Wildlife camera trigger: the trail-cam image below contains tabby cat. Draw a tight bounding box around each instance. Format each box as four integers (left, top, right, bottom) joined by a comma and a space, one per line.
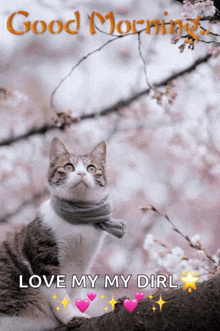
0, 138, 125, 331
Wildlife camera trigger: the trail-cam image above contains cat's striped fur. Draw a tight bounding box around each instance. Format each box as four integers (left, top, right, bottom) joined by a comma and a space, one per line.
0, 138, 108, 331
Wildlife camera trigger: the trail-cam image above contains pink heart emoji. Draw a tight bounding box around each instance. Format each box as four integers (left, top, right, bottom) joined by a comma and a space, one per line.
75, 299, 90, 313
123, 299, 138, 313
135, 292, 144, 301
87, 292, 96, 301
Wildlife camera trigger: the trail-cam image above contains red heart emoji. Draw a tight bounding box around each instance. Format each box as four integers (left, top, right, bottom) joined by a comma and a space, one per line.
87, 292, 96, 301
75, 298, 90, 313
123, 299, 138, 313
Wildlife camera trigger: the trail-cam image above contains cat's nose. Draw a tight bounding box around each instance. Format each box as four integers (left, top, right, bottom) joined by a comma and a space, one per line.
77, 171, 86, 177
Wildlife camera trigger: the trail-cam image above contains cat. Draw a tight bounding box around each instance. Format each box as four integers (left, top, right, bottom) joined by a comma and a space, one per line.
0, 138, 125, 331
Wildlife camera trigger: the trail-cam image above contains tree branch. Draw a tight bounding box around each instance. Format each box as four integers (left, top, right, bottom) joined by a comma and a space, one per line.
54, 275, 220, 331
0, 188, 49, 223
0, 53, 211, 148
0, 123, 61, 147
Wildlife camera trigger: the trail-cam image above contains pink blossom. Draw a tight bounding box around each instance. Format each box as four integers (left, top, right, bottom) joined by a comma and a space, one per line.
208, 46, 220, 58
182, 0, 215, 18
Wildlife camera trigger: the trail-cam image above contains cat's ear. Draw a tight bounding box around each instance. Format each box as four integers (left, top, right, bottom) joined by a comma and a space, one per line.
90, 142, 106, 162
50, 138, 70, 160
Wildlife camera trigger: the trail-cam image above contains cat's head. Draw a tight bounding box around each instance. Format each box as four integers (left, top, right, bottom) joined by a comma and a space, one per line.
48, 138, 107, 202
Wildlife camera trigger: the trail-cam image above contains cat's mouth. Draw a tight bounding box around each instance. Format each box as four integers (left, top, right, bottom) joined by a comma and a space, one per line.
72, 179, 89, 189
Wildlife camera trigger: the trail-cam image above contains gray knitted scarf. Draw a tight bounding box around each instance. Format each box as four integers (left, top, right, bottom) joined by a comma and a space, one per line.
50, 195, 126, 239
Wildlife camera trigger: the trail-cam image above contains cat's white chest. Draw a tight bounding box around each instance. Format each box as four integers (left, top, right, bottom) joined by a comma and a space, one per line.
39, 200, 105, 274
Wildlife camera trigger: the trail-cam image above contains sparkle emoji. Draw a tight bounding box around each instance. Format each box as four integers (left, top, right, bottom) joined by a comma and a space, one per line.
180, 271, 200, 292
107, 294, 118, 311
155, 294, 167, 312
59, 294, 72, 310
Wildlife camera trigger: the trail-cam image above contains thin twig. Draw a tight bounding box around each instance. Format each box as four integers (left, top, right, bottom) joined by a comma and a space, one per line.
198, 39, 220, 44
141, 204, 216, 264
137, 32, 152, 89
50, 36, 122, 108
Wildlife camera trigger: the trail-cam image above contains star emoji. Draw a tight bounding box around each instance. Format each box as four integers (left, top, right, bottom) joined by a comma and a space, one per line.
101, 294, 105, 301
53, 294, 57, 301
104, 305, 108, 312
56, 306, 60, 312
156, 294, 167, 312
59, 294, 72, 310
107, 294, 118, 311
180, 271, 200, 292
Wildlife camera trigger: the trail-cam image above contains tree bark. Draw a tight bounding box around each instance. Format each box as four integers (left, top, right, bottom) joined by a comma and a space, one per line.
54, 275, 220, 331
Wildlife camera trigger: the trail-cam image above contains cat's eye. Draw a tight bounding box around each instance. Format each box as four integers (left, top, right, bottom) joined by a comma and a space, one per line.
87, 165, 96, 173
64, 163, 75, 172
